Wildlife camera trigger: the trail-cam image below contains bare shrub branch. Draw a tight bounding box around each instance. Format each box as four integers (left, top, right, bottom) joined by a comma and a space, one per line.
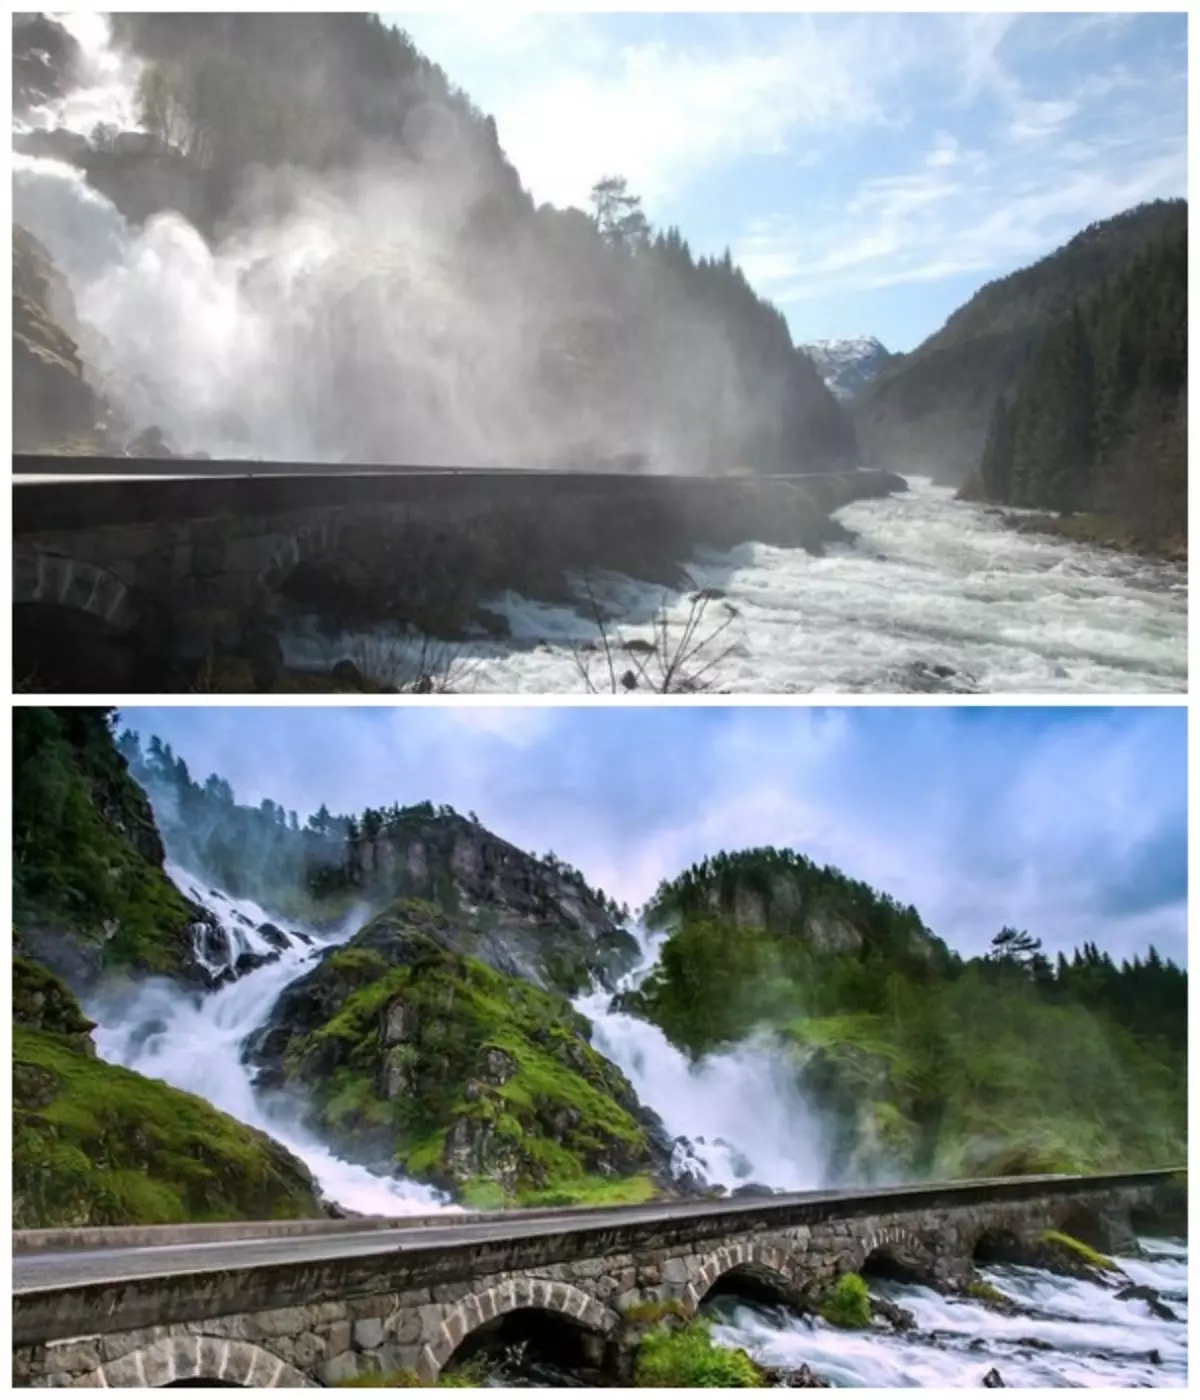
570, 571, 739, 694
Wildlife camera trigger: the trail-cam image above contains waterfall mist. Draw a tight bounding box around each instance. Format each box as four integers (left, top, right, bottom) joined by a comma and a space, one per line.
12, 14, 849, 472
574, 929, 831, 1192
86, 864, 453, 1216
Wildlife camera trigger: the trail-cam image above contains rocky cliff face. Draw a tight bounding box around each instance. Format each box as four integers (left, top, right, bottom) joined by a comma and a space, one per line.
13, 13, 81, 115
246, 898, 674, 1204
648, 853, 948, 969
12, 225, 110, 453
338, 811, 641, 996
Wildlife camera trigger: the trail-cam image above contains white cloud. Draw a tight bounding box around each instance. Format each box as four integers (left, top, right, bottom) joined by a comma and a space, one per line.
391, 11, 1183, 344
132, 706, 1186, 966
394, 12, 921, 210
735, 128, 1185, 304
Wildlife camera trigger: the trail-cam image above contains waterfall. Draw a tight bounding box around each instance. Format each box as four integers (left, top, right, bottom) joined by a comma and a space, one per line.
573, 927, 829, 1193
85, 863, 453, 1216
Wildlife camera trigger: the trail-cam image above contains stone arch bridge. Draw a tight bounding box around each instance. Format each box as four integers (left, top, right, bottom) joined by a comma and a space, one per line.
13, 460, 903, 675
13, 1170, 1176, 1387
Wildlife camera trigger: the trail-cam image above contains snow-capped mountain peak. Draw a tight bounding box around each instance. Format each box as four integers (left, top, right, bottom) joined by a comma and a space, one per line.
800, 335, 891, 400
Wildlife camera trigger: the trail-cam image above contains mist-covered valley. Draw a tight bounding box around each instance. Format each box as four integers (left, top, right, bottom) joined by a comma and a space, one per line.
12, 708, 1188, 1385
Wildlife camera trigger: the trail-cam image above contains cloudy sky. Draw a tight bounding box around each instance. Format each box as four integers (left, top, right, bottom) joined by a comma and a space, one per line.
125, 705, 1186, 967
388, 10, 1186, 352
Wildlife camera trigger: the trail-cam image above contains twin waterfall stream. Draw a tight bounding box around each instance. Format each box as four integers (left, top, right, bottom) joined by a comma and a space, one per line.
85, 866, 1187, 1388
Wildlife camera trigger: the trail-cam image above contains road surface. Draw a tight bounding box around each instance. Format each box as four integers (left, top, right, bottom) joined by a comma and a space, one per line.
11, 1173, 1124, 1294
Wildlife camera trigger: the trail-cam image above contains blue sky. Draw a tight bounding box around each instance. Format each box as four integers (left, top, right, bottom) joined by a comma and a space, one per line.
387, 11, 1187, 352
124, 705, 1186, 966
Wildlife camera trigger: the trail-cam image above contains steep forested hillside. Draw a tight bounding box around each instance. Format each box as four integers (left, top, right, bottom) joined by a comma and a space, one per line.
18, 12, 856, 472
12, 710, 325, 1227
13, 707, 209, 983
852, 201, 1185, 487
630, 849, 1186, 1181
967, 210, 1186, 552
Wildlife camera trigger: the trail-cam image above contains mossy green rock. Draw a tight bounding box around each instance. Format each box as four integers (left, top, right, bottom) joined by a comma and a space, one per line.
819, 1272, 873, 1329
14, 708, 209, 985
13, 956, 97, 1040
248, 900, 669, 1202
13, 1024, 325, 1228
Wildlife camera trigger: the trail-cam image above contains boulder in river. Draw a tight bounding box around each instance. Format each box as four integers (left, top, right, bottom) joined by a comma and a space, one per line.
1114, 1283, 1178, 1321
762, 1363, 831, 1388
982, 1368, 1006, 1387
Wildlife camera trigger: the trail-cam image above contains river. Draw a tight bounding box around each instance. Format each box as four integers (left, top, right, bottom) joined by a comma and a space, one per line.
709, 1239, 1188, 1387
279, 476, 1186, 695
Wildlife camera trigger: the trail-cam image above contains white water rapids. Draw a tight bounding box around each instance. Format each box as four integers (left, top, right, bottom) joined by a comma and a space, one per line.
280, 476, 1186, 695
710, 1240, 1188, 1388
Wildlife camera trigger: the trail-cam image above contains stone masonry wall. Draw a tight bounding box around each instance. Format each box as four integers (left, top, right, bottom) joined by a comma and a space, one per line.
14, 1185, 1150, 1387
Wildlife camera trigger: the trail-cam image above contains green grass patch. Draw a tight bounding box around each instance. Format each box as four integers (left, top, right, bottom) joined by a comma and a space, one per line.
819, 1273, 873, 1329
635, 1319, 764, 1387
1040, 1230, 1117, 1273
13, 1026, 323, 1227
622, 1298, 690, 1327
460, 1179, 507, 1210
517, 1173, 659, 1209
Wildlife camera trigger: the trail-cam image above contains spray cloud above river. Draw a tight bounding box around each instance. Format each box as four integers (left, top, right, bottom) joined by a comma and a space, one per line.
12, 13, 853, 471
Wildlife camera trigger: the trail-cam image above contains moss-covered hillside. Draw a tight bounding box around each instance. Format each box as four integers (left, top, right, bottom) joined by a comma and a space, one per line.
630, 848, 1187, 1182
12, 712, 328, 1229
13, 957, 324, 1228
13, 708, 210, 985
248, 900, 670, 1206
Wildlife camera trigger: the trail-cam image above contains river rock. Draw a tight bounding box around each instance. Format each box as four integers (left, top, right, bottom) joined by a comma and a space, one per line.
1114, 1283, 1178, 1320
981, 1368, 1006, 1387
257, 922, 293, 951
763, 1363, 831, 1388
871, 1298, 917, 1332
234, 949, 282, 977
731, 1182, 780, 1200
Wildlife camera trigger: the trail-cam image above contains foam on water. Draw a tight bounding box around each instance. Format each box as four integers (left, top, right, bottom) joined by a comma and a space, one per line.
573, 929, 828, 1192
86, 863, 454, 1216
18, 13, 145, 135
281, 479, 1185, 695
709, 1241, 1188, 1387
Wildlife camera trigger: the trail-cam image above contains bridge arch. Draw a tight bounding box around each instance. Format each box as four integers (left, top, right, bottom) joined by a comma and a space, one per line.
1052, 1199, 1133, 1257
256, 521, 341, 591
80, 1336, 314, 1388
851, 1223, 937, 1282
681, 1240, 804, 1317
968, 1210, 1036, 1266
417, 1278, 619, 1382
13, 547, 138, 629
